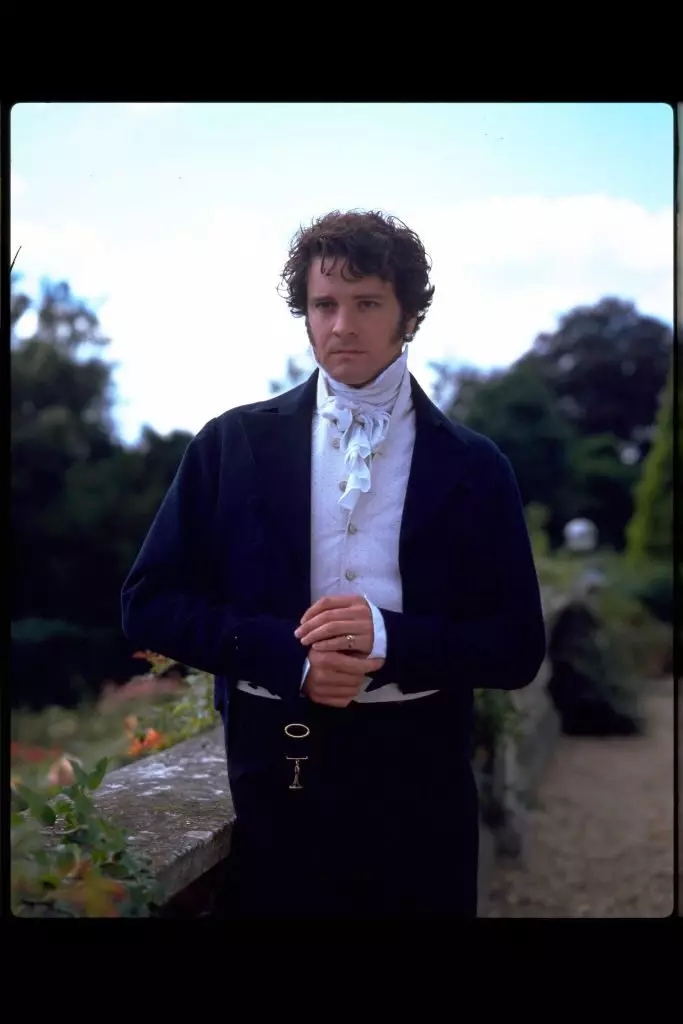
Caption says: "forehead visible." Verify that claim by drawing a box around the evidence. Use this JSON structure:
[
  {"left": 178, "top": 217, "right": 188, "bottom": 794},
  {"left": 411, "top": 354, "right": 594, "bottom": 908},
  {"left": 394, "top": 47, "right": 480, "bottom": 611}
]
[{"left": 307, "top": 257, "right": 394, "bottom": 298}]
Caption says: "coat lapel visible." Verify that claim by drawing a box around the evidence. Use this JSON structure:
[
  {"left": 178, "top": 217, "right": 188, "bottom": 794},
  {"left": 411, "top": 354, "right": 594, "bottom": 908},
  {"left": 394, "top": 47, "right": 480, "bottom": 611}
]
[
  {"left": 399, "top": 374, "right": 476, "bottom": 550},
  {"left": 240, "top": 371, "right": 318, "bottom": 611},
  {"left": 239, "top": 368, "right": 476, "bottom": 614}
]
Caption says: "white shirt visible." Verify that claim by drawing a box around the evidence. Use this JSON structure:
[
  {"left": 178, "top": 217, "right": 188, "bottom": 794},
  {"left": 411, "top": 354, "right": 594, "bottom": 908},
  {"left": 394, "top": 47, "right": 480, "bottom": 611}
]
[{"left": 237, "top": 363, "right": 438, "bottom": 702}]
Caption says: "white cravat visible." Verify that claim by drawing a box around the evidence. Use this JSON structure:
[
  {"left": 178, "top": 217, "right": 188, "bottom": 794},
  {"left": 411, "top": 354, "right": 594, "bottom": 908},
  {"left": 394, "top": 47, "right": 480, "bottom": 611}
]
[
  {"left": 236, "top": 345, "right": 437, "bottom": 702},
  {"left": 318, "top": 348, "right": 408, "bottom": 515}
]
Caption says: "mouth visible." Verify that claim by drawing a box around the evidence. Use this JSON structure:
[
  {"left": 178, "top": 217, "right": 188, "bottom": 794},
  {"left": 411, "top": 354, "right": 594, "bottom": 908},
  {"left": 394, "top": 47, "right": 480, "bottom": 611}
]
[{"left": 333, "top": 350, "right": 363, "bottom": 356}]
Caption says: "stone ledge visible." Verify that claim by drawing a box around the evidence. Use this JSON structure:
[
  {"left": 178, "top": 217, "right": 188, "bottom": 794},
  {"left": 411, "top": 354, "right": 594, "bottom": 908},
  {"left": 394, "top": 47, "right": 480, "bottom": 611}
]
[
  {"left": 93, "top": 721, "right": 502, "bottom": 914},
  {"left": 92, "top": 725, "right": 234, "bottom": 903}
]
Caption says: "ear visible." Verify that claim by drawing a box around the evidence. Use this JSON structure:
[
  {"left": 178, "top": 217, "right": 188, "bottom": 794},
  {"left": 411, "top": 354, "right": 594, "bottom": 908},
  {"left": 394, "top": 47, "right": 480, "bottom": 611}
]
[{"left": 405, "top": 315, "right": 417, "bottom": 339}]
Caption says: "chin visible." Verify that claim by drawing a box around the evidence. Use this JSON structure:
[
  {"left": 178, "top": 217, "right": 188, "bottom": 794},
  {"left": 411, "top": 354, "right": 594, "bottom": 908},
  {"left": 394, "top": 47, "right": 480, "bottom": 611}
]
[{"left": 336, "top": 370, "right": 369, "bottom": 388}]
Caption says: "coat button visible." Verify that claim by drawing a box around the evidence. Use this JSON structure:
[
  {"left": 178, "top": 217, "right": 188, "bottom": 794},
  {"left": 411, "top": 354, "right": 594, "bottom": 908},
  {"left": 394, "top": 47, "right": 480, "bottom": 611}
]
[
  {"left": 339, "top": 480, "right": 347, "bottom": 491},
  {"left": 345, "top": 569, "right": 357, "bottom": 581},
  {"left": 332, "top": 437, "right": 341, "bottom": 449},
  {"left": 348, "top": 523, "right": 358, "bottom": 535}
]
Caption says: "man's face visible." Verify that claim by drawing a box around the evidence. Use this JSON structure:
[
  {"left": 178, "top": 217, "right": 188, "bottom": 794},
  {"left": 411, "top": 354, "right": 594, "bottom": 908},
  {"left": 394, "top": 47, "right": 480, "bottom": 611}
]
[{"left": 306, "top": 257, "right": 414, "bottom": 387}]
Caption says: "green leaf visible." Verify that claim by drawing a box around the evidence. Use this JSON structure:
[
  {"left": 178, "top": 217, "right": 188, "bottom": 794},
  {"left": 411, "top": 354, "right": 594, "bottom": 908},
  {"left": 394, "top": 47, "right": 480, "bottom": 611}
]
[
  {"left": 72, "top": 790, "right": 94, "bottom": 820},
  {"left": 69, "top": 760, "right": 90, "bottom": 789},
  {"left": 15, "top": 784, "right": 53, "bottom": 823},
  {"left": 87, "top": 757, "right": 109, "bottom": 791},
  {"left": 14, "top": 782, "right": 43, "bottom": 806},
  {"left": 100, "top": 823, "right": 126, "bottom": 851},
  {"left": 82, "top": 822, "right": 103, "bottom": 846},
  {"left": 54, "top": 795, "right": 74, "bottom": 816},
  {"left": 39, "top": 804, "right": 57, "bottom": 826},
  {"left": 40, "top": 872, "right": 63, "bottom": 890},
  {"left": 55, "top": 845, "right": 77, "bottom": 871},
  {"left": 11, "top": 788, "right": 29, "bottom": 813},
  {"left": 33, "top": 849, "right": 50, "bottom": 868}
]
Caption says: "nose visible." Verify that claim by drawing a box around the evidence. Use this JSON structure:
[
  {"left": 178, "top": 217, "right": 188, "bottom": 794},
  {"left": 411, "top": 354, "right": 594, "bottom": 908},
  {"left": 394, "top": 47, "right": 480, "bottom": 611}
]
[{"left": 332, "top": 305, "right": 358, "bottom": 337}]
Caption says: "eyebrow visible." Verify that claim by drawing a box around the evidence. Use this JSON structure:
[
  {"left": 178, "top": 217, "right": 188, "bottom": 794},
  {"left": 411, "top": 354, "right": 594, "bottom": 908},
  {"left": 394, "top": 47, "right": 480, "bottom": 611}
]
[{"left": 310, "top": 292, "right": 385, "bottom": 302}]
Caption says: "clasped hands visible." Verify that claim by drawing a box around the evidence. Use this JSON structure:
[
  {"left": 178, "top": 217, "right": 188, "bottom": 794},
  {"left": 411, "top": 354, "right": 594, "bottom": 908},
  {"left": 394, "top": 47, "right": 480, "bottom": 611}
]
[{"left": 294, "top": 595, "right": 385, "bottom": 708}]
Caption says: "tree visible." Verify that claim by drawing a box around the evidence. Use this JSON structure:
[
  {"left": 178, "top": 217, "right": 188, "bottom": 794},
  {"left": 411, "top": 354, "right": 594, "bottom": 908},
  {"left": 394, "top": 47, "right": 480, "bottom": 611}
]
[
  {"left": 523, "top": 296, "right": 672, "bottom": 456},
  {"left": 11, "top": 275, "right": 198, "bottom": 704},
  {"left": 566, "top": 433, "right": 641, "bottom": 551},
  {"left": 626, "top": 356, "right": 676, "bottom": 564},
  {"left": 442, "top": 358, "right": 577, "bottom": 543},
  {"left": 11, "top": 277, "right": 193, "bottom": 628},
  {"left": 11, "top": 278, "right": 119, "bottom": 622}
]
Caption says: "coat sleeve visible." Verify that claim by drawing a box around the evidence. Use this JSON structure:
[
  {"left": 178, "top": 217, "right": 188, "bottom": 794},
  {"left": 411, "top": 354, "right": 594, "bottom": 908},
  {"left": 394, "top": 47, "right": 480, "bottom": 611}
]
[
  {"left": 366, "top": 450, "right": 547, "bottom": 694},
  {"left": 120, "top": 417, "right": 308, "bottom": 701}
]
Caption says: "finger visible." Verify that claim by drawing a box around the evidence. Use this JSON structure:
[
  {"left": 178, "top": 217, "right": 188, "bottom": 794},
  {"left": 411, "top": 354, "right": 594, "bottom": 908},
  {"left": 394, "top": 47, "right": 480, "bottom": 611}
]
[
  {"left": 309, "top": 696, "right": 354, "bottom": 708},
  {"left": 296, "top": 615, "right": 356, "bottom": 641},
  {"left": 300, "top": 595, "right": 363, "bottom": 624},
  {"left": 312, "top": 638, "right": 372, "bottom": 654},
  {"left": 323, "top": 653, "right": 384, "bottom": 676},
  {"left": 296, "top": 606, "right": 366, "bottom": 637},
  {"left": 300, "top": 598, "right": 345, "bottom": 624},
  {"left": 310, "top": 682, "right": 363, "bottom": 696},
  {"left": 298, "top": 621, "right": 368, "bottom": 646}
]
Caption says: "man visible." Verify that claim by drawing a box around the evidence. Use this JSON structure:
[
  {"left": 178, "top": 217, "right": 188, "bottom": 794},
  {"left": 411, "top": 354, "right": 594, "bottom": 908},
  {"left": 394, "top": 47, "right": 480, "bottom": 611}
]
[{"left": 121, "top": 210, "right": 546, "bottom": 920}]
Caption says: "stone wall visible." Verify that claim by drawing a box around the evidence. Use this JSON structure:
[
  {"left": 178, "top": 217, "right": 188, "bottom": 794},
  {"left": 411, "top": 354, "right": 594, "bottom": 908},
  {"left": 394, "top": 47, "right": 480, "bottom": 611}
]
[{"left": 91, "top": 591, "right": 569, "bottom": 916}]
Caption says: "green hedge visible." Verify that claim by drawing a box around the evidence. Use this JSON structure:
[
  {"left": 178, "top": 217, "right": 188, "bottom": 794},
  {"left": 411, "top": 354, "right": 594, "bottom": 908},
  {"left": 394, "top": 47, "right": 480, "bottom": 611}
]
[{"left": 11, "top": 619, "right": 142, "bottom": 710}]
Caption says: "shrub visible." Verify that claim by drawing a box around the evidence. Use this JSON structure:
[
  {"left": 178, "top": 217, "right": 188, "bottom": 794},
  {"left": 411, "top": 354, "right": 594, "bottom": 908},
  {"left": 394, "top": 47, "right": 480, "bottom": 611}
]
[
  {"left": 626, "top": 360, "right": 674, "bottom": 565},
  {"left": 11, "top": 757, "right": 164, "bottom": 917}
]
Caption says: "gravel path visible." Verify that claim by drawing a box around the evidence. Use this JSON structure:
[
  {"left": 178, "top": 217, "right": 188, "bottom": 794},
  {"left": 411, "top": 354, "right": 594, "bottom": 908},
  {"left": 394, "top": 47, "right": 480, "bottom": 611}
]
[{"left": 484, "top": 678, "right": 674, "bottom": 918}]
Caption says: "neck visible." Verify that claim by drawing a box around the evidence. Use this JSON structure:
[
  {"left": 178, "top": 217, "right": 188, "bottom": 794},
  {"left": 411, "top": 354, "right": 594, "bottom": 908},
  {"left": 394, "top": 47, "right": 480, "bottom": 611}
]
[
  {"left": 350, "top": 349, "right": 404, "bottom": 389},
  {"left": 321, "top": 346, "right": 406, "bottom": 390}
]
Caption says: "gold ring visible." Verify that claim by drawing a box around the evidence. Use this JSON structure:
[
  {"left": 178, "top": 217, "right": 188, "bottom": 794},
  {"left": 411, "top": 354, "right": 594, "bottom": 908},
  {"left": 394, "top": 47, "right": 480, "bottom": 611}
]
[
  {"left": 284, "top": 723, "right": 311, "bottom": 739},
  {"left": 345, "top": 634, "right": 356, "bottom": 648}
]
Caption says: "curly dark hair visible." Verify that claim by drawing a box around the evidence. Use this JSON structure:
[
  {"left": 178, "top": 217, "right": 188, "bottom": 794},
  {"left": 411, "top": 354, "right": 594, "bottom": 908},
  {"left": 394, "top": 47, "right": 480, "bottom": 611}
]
[{"left": 279, "top": 209, "right": 435, "bottom": 341}]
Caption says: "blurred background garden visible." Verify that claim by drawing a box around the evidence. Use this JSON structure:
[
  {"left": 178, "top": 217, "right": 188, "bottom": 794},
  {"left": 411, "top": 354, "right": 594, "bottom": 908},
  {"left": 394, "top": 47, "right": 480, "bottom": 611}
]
[{"left": 9, "top": 102, "right": 675, "bottom": 917}]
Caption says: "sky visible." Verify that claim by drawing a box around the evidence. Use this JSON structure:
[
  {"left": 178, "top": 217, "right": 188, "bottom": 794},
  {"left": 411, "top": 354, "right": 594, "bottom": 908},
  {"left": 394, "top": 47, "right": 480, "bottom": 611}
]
[{"left": 11, "top": 102, "right": 674, "bottom": 446}]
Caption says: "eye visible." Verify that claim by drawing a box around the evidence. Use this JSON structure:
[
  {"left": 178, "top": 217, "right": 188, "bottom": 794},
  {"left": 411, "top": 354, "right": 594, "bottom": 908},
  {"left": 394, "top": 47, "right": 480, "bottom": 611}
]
[
  {"left": 359, "top": 300, "right": 379, "bottom": 309},
  {"left": 314, "top": 300, "right": 334, "bottom": 310}
]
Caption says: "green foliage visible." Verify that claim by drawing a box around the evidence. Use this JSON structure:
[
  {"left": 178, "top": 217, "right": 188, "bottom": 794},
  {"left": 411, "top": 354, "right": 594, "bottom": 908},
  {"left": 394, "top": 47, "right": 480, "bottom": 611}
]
[
  {"left": 10, "top": 657, "right": 220, "bottom": 917},
  {"left": 12, "top": 658, "right": 219, "bottom": 785},
  {"left": 473, "top": 688, "right": 522, "bottom": 751},
  {"left": 525, "top": 296, "right": 672, "bottom": 447},
  {"left": 445, "top": 359, "right": 575, "bottom": 516},
  {"left": 592, "top": 583, "right": 672, "bottom": 683},
  {"left": 626, "top": 359, "right": 675, "bottom": 565},
  {"left": 11, "top": 276, "right": 194, "bottom": 701},
  {"left": 525, "top": 503, "right": 551, "bottom": 559},
  {"left": 118, "top": 657, "right": 220, "bottom": 760},
  {"left": 11, "top": 758, "right": 164, "bottom": 917},
  {"left": 11, "top": 618, "right": 139, "bottom": 711},
  {"left": 545, "top": 552, "right": 673, "bottom": 727},
  {"left": 433, "top": 297, "right": 671, "bottom": 552},
  {"left": 566, "top": 432, "right": 640, "bottom": 551}
]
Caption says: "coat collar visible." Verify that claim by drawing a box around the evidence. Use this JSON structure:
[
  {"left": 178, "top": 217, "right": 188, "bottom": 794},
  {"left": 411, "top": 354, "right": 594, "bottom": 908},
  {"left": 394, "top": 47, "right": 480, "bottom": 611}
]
[{"left": 240, "top": 368, "right": 477, "bottom": 591}]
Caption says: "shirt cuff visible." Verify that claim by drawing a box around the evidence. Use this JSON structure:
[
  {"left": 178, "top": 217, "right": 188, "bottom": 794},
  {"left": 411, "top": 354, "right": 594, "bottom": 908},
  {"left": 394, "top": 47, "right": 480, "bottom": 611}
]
[
  {"left": 300, "top": 657, "right": 311, "bottom": 690},
  {"left": 364, "top": 596, "right": 387, "bottom": 659}
]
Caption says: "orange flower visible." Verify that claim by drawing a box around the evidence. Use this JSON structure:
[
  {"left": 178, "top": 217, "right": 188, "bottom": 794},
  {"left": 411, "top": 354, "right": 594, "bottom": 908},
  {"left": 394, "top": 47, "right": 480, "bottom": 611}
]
[{"left": 128, "top": 727, "right": 166, "bottom": 756}]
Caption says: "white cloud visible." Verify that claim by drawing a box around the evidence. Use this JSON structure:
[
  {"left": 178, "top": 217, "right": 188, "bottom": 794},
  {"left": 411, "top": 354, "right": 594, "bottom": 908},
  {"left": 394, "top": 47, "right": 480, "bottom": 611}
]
[
  {"left": 11, "top": 171, "right": 26, "bottom": 198},
  {"left": 124, "top": 103, "right": 179, "bottom": 114},
  {"left": 11, "top": 194, "right": 673, "bottom": 444}
]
